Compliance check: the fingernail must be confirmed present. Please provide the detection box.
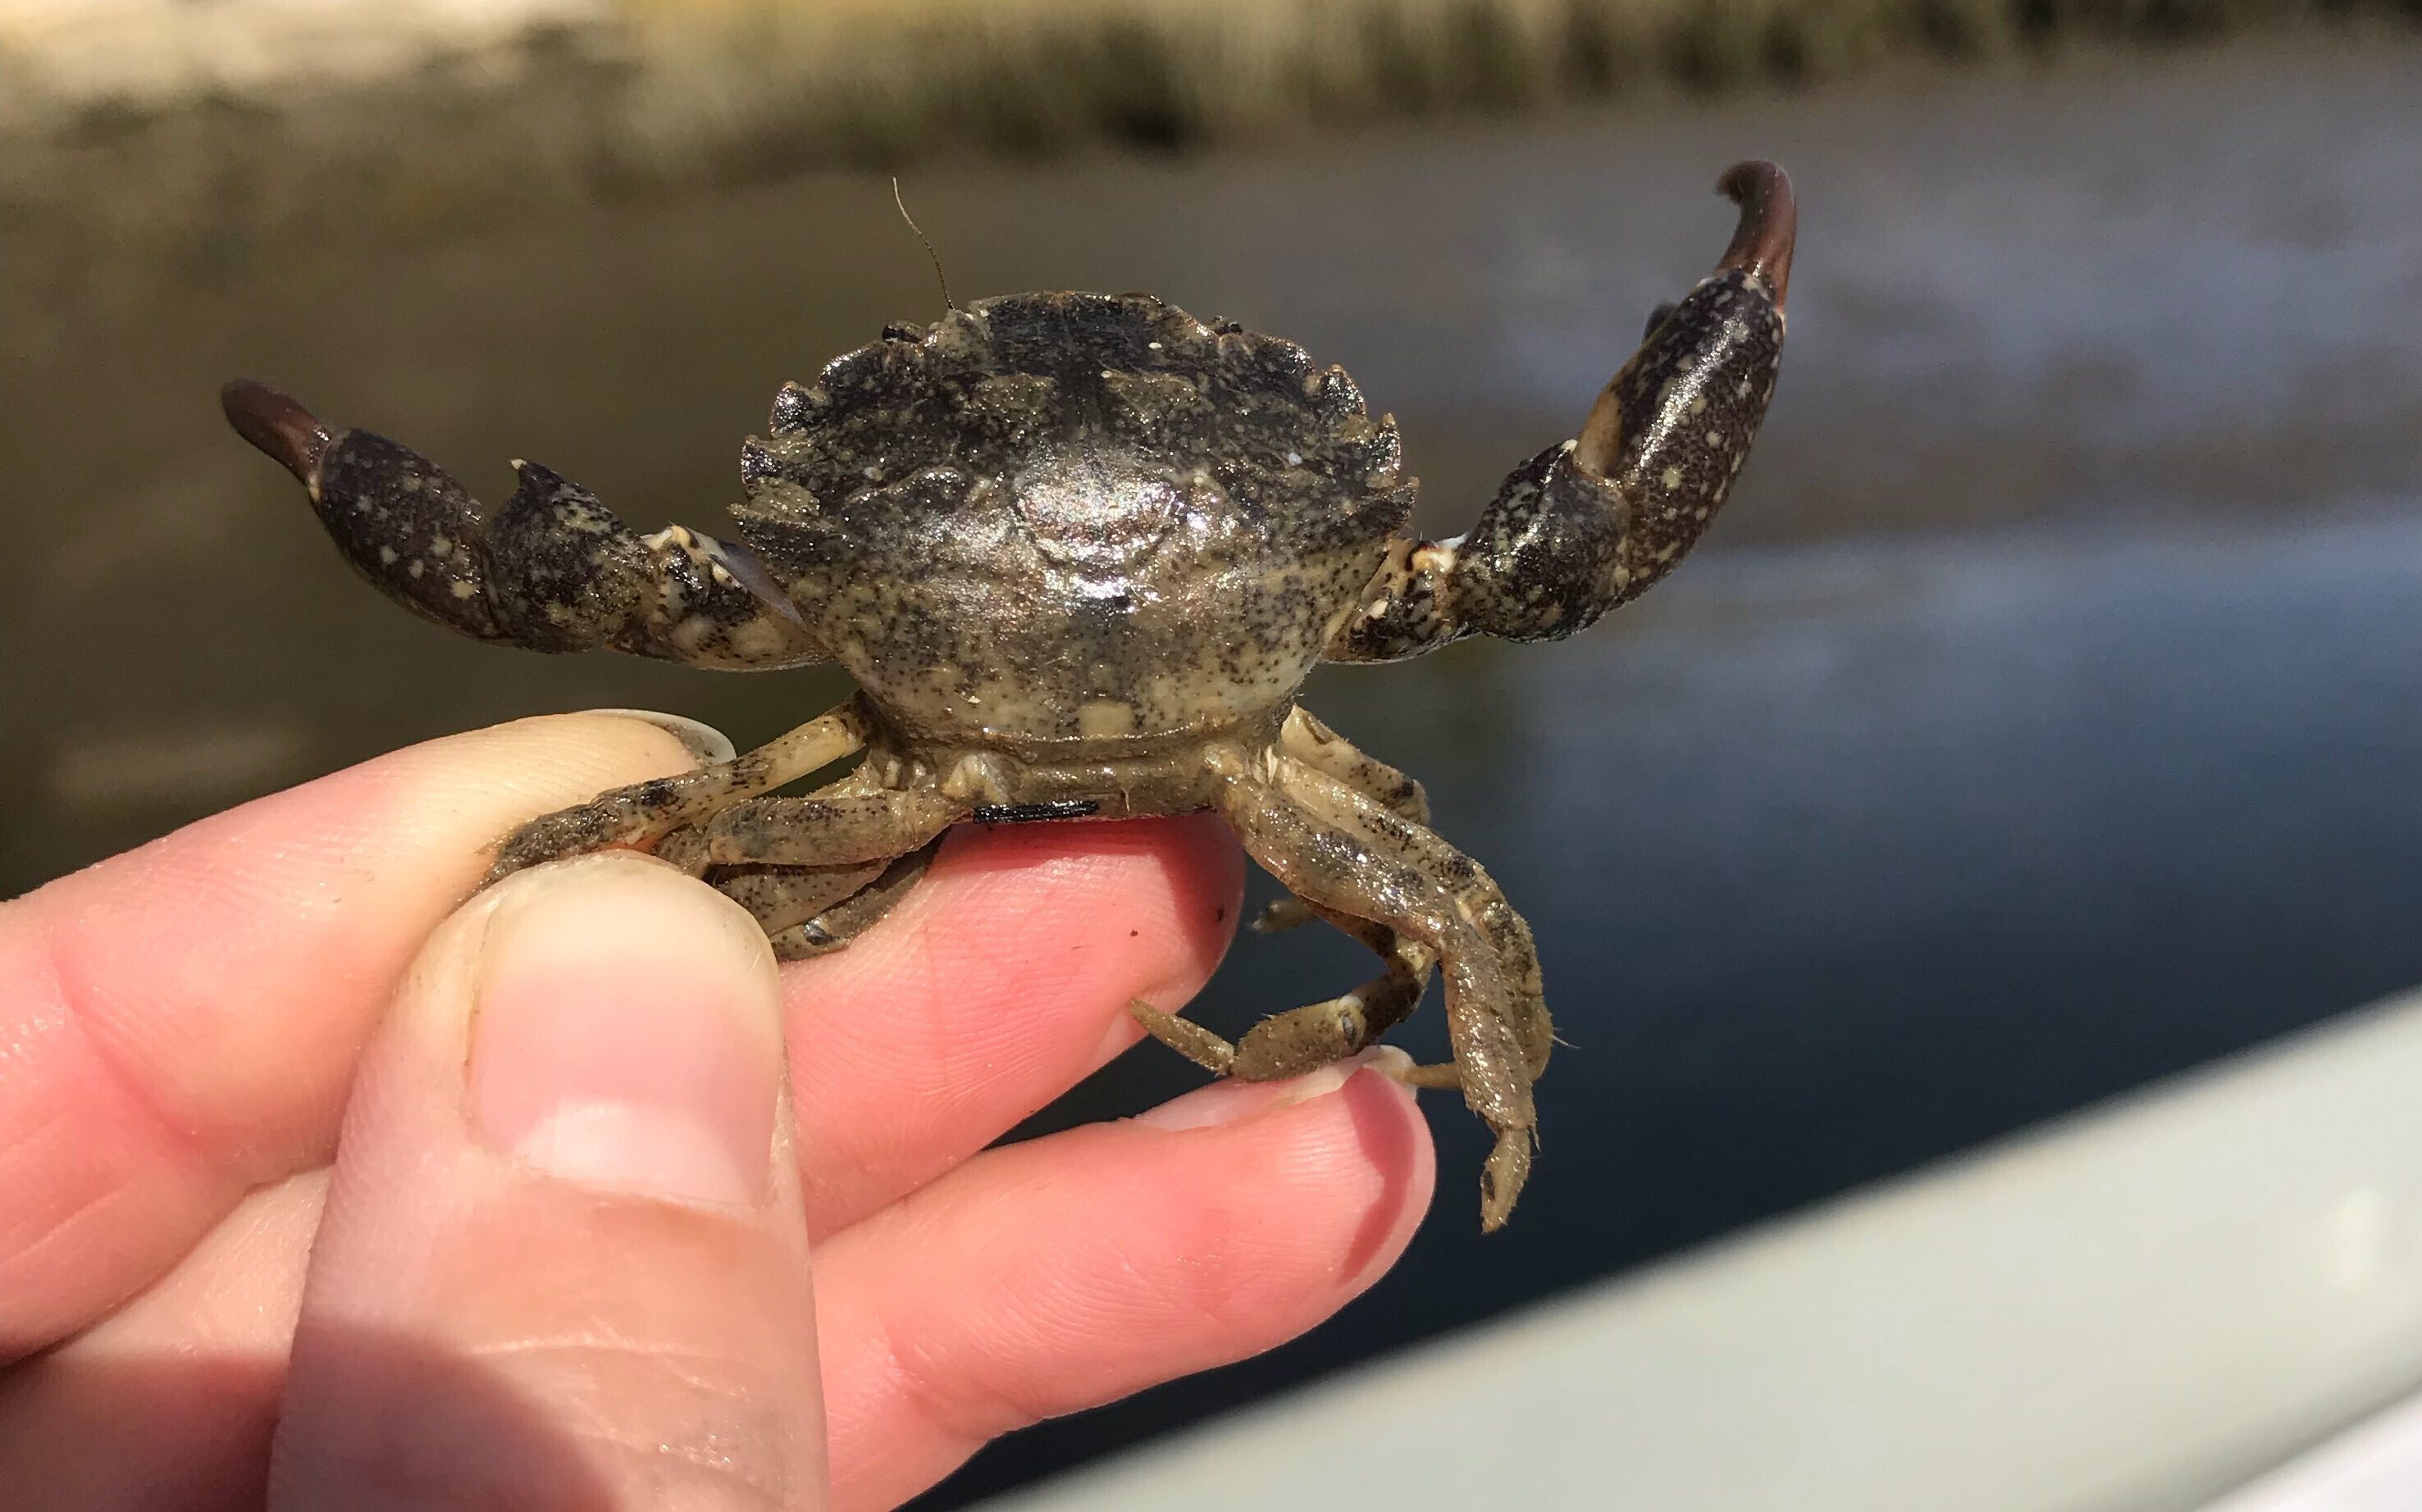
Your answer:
[585,708,737,767]
[471,856,782,1205]
[1134,1046,1416,1132]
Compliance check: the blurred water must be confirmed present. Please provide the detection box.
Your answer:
[3,29,2420,1508]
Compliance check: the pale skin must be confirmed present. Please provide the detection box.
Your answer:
[0,713,1434,1510]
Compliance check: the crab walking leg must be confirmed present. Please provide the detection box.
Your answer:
[696,788,965,868]
[1306,911,1438,1067]
[714,862,890,934]
[1142,708,1443,1074]
[1135,894,1440,1076]
[764,841,944,960]
[702,837,941,960]
[1280,708,1432,820]
[220,380,824,668]
[677,759,942,954]
[1326,161,1793,662]
[1220,749,1549,1230]
[1250,707,1433,934]
[1265,753,1549,1083]
[655,761,887,877]
[486,697,872,881]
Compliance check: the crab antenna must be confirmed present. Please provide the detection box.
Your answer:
[221,379,334,485]
[1713,160,1795,307]
[892,176,956,313]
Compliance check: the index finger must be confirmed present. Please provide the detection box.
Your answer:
[0,713,703,1358]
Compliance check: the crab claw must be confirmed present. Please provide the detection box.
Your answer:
[1328,160,1795,662]
[221,375,826,667]
[221,379,335,488]
[1569,160,1791,486]
[1713,159,1795,308]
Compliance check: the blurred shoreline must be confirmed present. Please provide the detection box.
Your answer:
[5,0,2416,287]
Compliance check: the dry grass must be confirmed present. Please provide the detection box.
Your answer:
[595,0,2412,171]
[2,0,2413,290]
[598,0,2402,180]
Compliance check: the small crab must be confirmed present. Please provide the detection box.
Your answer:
[222,162,1794,1229]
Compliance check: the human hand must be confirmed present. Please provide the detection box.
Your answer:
[0,713,1434,1509]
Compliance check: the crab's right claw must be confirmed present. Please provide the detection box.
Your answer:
[1713,159,1795,306]
[1517,157,1792,626]
[1576,157,1793,481]
[1540,161,1792,595]
[1326,161,1794,661]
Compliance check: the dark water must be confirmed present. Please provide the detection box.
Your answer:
[4,30,2421,1510]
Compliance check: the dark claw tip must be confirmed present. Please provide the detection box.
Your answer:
[1714,160,1795,308]
[220,379,334,485]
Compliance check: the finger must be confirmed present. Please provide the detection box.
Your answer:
[0,1170,325,1511]
[0,711,705,1356]
[269,854,823,1510]
[0,819,1248,1504]
[0,1068,1434,1512]
[785,815,1243,1236]
[815,1052,1435,1512]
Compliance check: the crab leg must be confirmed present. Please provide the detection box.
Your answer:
[1249,743,1547,1086]
[221,381,823,669]
[486,698,871,881]
[1326,161,1793,661]
[679,789,961,955]
[1132,890,1436,1079]
[763,842,943,961]
[714,861,891,935]
[1248,707,1434,934]
[691,789,965,868]
[1144,710,1444,1071]
[1197,741,1550,1230]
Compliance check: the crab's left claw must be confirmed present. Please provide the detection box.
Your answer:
[1327,161,1794,661]
[221,377,826,668]
[222,380,336,485]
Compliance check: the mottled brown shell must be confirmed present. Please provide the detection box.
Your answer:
[728,292,1417,748]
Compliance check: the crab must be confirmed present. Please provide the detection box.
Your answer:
[221,162,1794,1229]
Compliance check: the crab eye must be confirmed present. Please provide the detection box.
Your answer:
[1641,300,1680,343]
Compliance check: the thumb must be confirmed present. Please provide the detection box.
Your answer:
[270,854,823,1510]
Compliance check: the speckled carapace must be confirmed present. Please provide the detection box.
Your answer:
[222,162,1796,1229]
